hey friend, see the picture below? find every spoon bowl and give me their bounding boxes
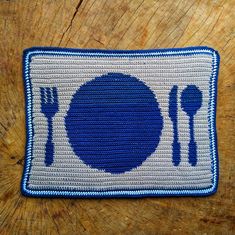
[181,85,202,115]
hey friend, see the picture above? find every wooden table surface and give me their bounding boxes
[0,0,234,234]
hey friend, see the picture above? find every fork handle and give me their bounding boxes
[45,117,54,166]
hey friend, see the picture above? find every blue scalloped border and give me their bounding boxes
[21,46,220,198]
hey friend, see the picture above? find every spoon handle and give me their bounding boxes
[189,116,197,166]
[172,138,180,166]
[189,139,197,166]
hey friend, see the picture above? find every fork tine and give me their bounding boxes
[52,87,58,104]
[40,87,45,103]
[46,87,51,103]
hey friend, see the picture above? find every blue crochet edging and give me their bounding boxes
[21,46,220,198]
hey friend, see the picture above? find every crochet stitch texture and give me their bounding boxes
[21,46,219,198]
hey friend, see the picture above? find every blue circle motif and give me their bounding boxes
[65,73,163,174]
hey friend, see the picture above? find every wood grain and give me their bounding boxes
[0,0,234,234]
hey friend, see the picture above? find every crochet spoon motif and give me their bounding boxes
[181,85,202,166]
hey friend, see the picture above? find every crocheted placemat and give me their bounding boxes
[21,47,219,198]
